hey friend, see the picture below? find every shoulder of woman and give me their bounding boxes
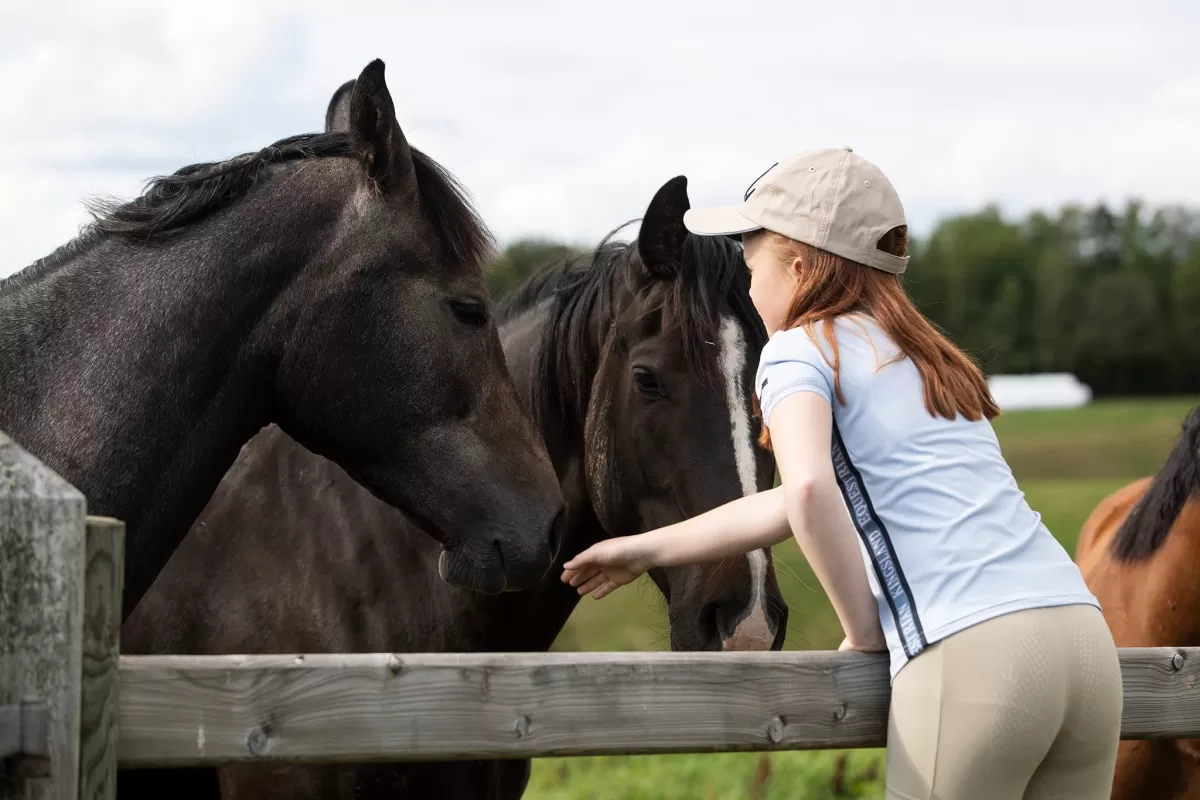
[763,325,820,358]
[764,318,849,357]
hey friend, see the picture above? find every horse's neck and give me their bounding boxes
[498,292,610,526]
[0,224,297,619]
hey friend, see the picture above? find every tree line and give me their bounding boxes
[484,200,1200,397]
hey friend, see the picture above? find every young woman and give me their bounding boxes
[561,147,1123,799]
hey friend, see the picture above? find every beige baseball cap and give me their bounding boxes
[683,147,909,275]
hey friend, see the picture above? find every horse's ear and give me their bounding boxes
[325,79,356,133]
[348,59,415,194]
[636,175,690,280]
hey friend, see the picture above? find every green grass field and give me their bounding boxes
[527,396,1198,800]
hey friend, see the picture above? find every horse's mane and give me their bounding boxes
[2,131,494,293]
[1112,402,1200,560]
[497,223,763,440]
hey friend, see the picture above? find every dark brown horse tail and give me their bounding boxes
[1112,402,1200,561]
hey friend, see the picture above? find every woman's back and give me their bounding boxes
[756,313,1098,678]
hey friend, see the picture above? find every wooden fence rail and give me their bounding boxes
[4,429,1200,799]
[115,647,1200,767]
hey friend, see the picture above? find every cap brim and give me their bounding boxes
[682,205,762,239]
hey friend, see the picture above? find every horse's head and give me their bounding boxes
[580,176,788,651]
[272,60,564,594]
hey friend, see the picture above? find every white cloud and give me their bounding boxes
[3,0,1199,278]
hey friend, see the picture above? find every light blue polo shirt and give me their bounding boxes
[756,314,1100,681]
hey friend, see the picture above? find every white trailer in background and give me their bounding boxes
[987,372,1093,412]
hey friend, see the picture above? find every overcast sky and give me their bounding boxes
[2,0,1198,278]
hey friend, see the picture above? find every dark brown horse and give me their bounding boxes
[121,92,788,796]
[0,59,565,623]
[1075,402,1200,799]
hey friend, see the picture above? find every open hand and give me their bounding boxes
[560,536,652,599]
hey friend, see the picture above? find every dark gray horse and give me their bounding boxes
[0,58,566,624]
[121,88,787,798]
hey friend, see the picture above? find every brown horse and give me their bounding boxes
[120,126,789,798]
[1075,402,1200,799]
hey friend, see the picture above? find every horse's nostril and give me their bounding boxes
[698,597,735,644]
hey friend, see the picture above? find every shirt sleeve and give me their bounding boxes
[755,326,835,427]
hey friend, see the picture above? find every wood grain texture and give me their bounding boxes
[113,647,1200,767]
[78,518,123,800]
[1116,646,1200,738]
[0,430,86,799]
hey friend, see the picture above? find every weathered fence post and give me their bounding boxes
[78,518,123,800]
[1,431,86,800]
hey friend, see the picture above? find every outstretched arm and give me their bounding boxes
[560,389,884,650]
[560,486,793,598]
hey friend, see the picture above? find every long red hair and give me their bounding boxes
[753,227,999,450]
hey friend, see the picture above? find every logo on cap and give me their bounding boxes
[744,162,779,201]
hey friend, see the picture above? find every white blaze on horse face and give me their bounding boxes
[720,316,758,504]
[718,315,775,651]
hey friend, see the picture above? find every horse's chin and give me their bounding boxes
[438,547,508,595]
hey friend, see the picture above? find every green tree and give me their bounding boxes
[911,207,1030,371]
[912,199,1199,394]
[1171,244,1200,391]
[1067,270,1170,395]
[483,199,1200,396]
[1023,209,1083,374]
[486,239,582,299]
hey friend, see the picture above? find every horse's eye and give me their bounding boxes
[632,366,666,399]
[448,297,488,328]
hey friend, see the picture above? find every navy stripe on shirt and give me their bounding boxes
[829,422,928,658]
